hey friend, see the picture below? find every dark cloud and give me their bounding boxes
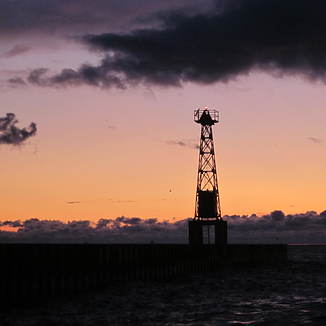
[0,0,213,36]
[116,217,142,225]
[20,0,326,89]
[0,220,23,227]
[0,113,37,145]
[1,211,326,244]
[27,68,49,86]
[2,45,31,58]
[271,210,285,222]
[7,77,26,86]
[25,66,126,89]
[66,201,81,204]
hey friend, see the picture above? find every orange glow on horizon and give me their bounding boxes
[1,76,326,222]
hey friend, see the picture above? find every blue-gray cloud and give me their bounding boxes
[1,211,326,244]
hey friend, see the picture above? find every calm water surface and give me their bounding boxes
[1,245,326,326]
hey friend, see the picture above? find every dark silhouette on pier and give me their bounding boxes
[189,108,227,246]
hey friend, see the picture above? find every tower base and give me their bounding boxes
[188,219,227,245]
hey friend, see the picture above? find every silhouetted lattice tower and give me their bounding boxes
[194,109,221,220]
[188,108,227,245]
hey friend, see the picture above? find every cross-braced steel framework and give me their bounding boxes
[194,109,221,220]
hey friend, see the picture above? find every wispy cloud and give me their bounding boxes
[65,198,135,205]
[7,77,26,87]
[307,137,323,145]
[107,199,136,203]
[166,139,199,150]
[2,45,31,58]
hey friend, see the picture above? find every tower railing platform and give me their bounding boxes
[194,109,219,125]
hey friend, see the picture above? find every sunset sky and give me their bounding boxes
[1,0,326,222]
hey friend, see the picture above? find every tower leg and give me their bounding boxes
[188,220,203,245]
[215,220,228,245]
[188,220,228,246]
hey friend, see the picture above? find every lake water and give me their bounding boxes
[1,245,326,326]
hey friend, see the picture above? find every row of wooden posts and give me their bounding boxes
[0,244,287,307]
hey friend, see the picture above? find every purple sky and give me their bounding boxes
[0,1,326,229]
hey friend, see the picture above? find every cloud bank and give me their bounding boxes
[0,113,37,145]
[1,211,326,244]
[18,0,326,89]
[0,217,188,244]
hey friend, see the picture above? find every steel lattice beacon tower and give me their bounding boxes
[188,108,227,245]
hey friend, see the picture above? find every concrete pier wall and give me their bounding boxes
[0,244,287,307]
